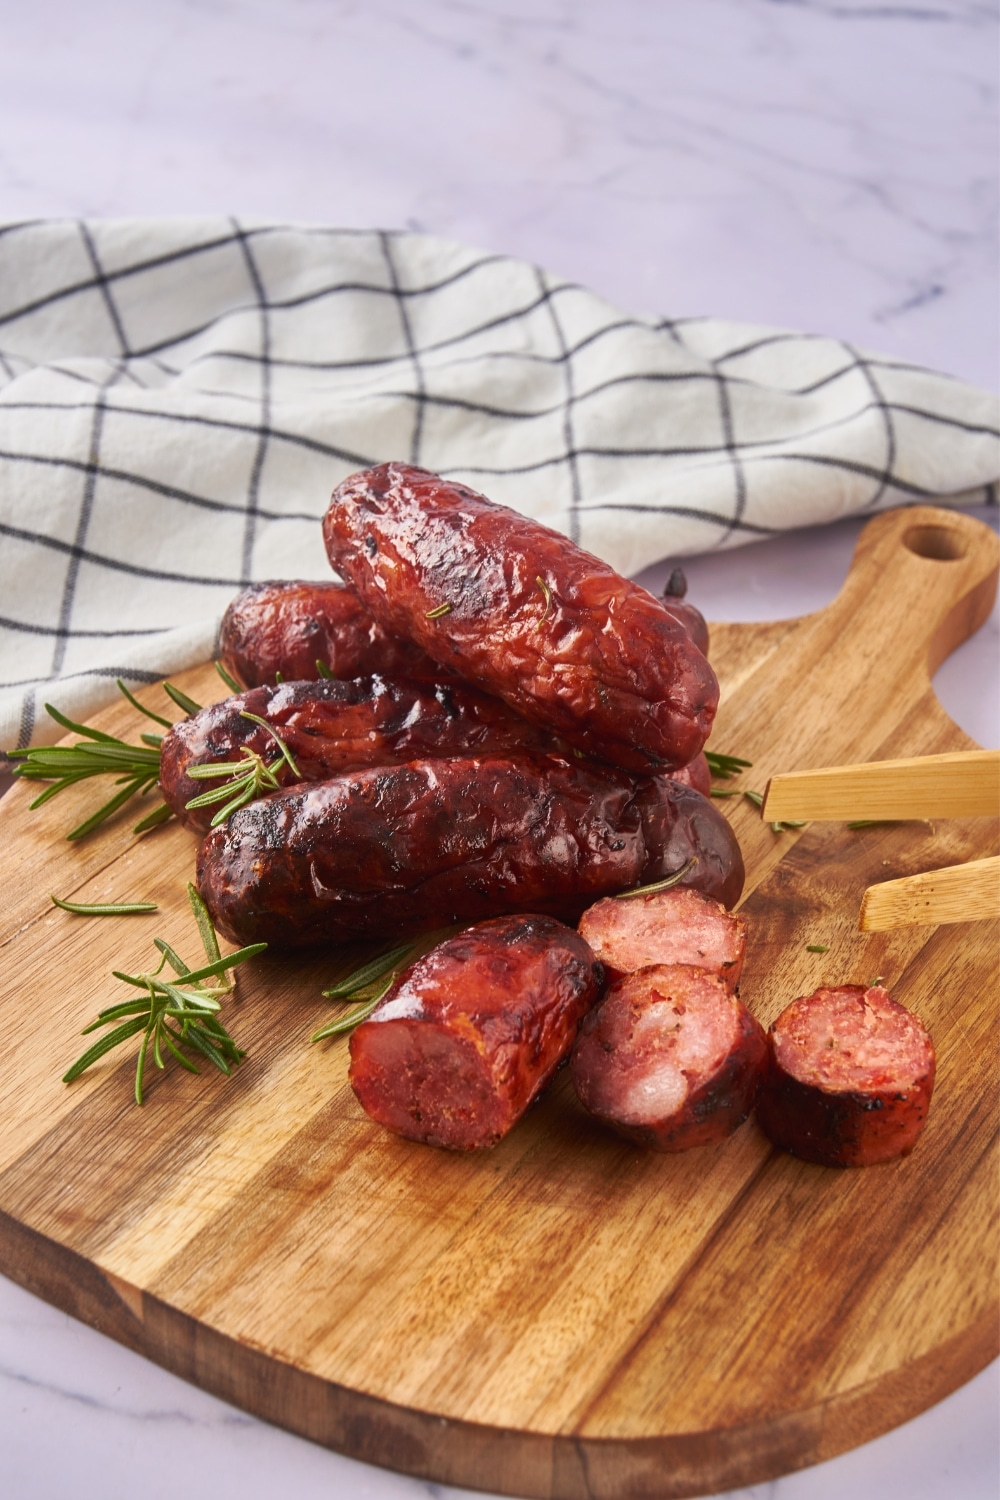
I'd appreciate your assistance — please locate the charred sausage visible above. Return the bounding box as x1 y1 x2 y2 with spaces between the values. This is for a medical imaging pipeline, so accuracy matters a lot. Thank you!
755 984 936 1167
570 963 766 1151
634 775 744 909
160 676 555 833
348 915 602 1151
322 464 719 775
668 752 711 797
195 754 744 949
578 887 747 989
219 580 442 687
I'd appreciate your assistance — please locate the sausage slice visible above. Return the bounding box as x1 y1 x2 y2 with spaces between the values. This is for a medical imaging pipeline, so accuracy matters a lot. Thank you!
570 964 766 1152
578 887 747 989
756 984 936 1166
349 915 602 1150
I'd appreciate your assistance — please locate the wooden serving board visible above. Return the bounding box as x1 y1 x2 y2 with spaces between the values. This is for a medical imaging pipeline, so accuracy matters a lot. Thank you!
0 504 997 1500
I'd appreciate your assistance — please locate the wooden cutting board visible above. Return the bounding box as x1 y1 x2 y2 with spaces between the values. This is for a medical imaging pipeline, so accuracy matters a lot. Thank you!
0 503 997 1500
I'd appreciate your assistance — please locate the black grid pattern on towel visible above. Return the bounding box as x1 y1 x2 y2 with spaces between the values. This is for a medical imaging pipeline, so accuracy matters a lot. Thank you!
1 217 998 750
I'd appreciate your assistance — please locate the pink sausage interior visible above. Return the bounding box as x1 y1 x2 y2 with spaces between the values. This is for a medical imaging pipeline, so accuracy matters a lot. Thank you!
772 985 933 1094
578 887 746 989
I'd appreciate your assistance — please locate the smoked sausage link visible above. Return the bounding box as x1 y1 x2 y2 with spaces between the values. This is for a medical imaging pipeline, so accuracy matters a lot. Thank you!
661 567 710 658
756 985 935 1167
219 580 442 687
323 464 719 775
349 915 602 1150
570 963 766 1151
668 752 711 797
160 676 554 833
579 887 747 989
195 754 744 949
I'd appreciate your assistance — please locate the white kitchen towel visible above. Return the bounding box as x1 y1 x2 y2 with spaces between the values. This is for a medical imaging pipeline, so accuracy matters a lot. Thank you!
1 217 997 751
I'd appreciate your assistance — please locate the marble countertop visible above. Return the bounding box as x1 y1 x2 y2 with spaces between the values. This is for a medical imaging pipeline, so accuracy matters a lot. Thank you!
0 2 996 1497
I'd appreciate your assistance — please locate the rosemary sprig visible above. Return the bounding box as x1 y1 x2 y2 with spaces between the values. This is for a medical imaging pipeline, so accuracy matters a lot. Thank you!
51 895 158 916
705 751 753 779
215 660 242 693
184 711 301 827
614 857 697 901
535 576 553 625
63 885 265 1104
806 943 829 954
312 941 417 1042
425 602 452 620
315 660 334 679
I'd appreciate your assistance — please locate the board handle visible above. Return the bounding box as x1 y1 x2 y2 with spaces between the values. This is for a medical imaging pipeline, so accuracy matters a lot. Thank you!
830 505 1000 679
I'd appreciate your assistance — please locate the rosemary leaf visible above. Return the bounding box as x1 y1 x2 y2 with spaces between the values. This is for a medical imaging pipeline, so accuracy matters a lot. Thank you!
614 857 698 901
50 895 158 916
163 681 203 717
425 602 452 620
315 660 334 679
322 942 415 998
806 944 829 954
705 750 753 779
116 678 174 729
215 660 242 693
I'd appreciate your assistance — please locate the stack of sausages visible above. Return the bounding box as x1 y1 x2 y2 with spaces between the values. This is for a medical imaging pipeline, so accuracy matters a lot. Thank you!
157 462 934 1165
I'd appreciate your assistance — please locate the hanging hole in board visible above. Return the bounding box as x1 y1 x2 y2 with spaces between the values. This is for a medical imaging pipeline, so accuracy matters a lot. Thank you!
903 525 969 562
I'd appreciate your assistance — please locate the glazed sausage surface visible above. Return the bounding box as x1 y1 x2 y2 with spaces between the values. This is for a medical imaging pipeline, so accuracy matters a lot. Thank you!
160 676 554 833
756 985 936 1167
219 580 442 687
349 915 602 1151
195 754 744 949
634 776 744 909
323 464 719 775
578 887 747 989
668 752 711 798
570 963 766 1152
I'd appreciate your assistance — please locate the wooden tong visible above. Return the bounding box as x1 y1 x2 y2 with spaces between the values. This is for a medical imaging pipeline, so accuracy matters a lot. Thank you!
762 750 999 930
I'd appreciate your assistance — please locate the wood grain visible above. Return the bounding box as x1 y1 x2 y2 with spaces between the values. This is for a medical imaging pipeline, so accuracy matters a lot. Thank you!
0 504 997 1500
860 854 1000 930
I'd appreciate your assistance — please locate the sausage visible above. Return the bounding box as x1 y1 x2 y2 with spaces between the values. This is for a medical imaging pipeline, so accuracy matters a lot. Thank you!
570 964 766 1151
755 985 936 1167
160 676 555 833
634 775 744 909
578 887 747 989
661 567 710 658
348 915 602 1150
322 464 719 775
219 580 443 687
668 752 711 797
195 753 745 949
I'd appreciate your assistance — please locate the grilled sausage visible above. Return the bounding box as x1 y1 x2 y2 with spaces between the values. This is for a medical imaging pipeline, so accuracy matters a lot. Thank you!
668 752 711 797
195 754 744 949
570 964 766 1151
219 580 442 687
348 915 602 1151
661 567 710 658
160 676 554 833
755 985 936 1167
322 464 719 775
578 887 747 989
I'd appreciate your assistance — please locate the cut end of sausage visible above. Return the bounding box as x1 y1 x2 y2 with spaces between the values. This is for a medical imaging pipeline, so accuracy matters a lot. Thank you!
570 963 766 1152
349 914 602 1150
757 984 936 1167
578 886 747 989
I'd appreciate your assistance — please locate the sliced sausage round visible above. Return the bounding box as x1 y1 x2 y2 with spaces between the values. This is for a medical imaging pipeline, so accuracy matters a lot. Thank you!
348 914 603 1151
570 964 767 1152
755 984 936 1167
578 887 747 989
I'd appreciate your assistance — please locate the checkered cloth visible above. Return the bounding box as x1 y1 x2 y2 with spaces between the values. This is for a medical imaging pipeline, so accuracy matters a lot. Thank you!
1 218 997 752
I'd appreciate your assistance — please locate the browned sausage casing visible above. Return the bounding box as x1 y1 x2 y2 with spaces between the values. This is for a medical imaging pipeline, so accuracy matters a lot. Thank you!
756 985 936 1167
578 887 747 989
570 963 766 1151
349 915 602 1151
219 580 443 687
160 676 555 833
323 464 719 775
195 754 744 949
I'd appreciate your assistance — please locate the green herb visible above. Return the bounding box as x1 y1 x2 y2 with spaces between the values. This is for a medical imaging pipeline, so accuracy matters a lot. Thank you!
162 681 203 717
424 602 452 620
115 679 174 730
7 701 170 840
184 712 301 827
63 884 265 1104
275 670 284 684
705 751 753 779
315 660 334 679
535 576 553 625
742 789 764 808
739 788 807 834
215 660 242 693
312 941 417 1043
614 857 697 901
869 975 886 988
806 943 829 954
51 895 158 916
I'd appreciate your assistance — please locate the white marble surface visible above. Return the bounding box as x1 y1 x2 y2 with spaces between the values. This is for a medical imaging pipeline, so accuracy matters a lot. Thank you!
0 3 997 1498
